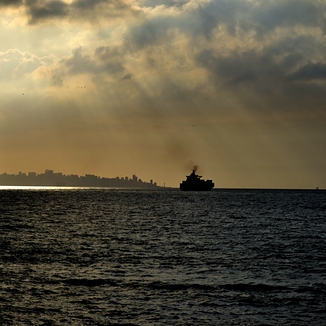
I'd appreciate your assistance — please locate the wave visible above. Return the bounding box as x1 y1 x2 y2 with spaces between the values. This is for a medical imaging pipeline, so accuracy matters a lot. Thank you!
220 283 287 292
147 281 215 292
62 278 118 287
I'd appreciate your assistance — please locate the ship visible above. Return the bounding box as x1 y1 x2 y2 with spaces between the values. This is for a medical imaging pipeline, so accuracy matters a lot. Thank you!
180 167 214 191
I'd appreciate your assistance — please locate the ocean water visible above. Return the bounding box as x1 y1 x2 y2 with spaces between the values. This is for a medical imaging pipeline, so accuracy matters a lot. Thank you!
1 188 325 325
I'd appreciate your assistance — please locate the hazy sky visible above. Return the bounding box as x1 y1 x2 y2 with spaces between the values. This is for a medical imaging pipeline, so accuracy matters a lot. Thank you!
1 0 325 188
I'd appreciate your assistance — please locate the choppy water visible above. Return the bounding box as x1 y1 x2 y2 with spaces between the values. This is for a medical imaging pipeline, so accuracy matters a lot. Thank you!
1 188 325 325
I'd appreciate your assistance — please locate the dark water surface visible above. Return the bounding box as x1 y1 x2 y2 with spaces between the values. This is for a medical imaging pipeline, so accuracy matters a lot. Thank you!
1 188 325 325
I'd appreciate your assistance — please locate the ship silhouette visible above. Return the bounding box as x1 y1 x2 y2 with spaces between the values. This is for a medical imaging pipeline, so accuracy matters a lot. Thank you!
180 167 214 191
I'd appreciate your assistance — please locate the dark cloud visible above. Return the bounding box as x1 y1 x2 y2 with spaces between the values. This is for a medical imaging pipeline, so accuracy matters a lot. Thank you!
0 0 137 24
142 0 188 7
94 46 122 62
126 20 170 49
54 46 126 83
195 14 326 93
196 37 326 111
25 0 68 23
70 0 136 22
197 49 283 86
0 0 22 6
125 1 244 49
121 73 132 81
64 47 95 75
188 0 326 38
288 63 326 82
92 45 125 74
193 0 326 39
253 0 325 36
196 0 250 36
262 35 317 63
124 0 325 51
72 0 107 10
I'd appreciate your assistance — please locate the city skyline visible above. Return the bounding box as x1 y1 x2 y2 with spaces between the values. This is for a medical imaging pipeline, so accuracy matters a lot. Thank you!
0 1 325 189
0 169 160 188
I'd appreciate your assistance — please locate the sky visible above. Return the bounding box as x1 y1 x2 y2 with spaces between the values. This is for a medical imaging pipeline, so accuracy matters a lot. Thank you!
0 0 325 188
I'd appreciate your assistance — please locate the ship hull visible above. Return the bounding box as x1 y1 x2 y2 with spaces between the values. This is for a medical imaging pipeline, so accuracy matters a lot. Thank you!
180 181 214 191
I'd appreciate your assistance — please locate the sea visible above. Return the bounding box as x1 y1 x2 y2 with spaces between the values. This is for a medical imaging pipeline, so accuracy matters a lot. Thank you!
1 187 325 325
